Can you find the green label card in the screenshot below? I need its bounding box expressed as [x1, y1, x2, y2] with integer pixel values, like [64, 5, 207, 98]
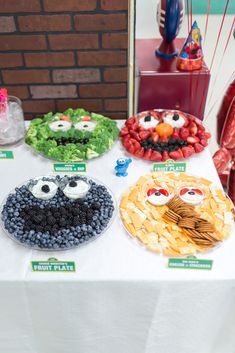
[0, 150, 14, 159]
[153, 159, 186, 172]
[31, 258, 76, 272]
[53, 163, 86, 173]
[168, 256, 213, 270]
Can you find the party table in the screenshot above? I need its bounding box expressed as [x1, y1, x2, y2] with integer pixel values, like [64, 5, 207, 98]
[0, 121, 235, 353]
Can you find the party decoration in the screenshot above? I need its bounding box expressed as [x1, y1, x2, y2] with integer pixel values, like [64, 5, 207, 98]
[213, 76, 235, 205]
[177, 21, 203, 71]
[155, 0, 184, 59]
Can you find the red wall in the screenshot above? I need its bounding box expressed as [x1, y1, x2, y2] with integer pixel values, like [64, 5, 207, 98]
[0, 0, 128, 119]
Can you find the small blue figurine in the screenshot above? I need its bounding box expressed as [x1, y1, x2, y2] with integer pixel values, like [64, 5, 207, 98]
[115, 158, 132, 177]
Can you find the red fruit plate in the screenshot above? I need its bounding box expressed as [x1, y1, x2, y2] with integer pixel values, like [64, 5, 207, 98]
[120, 109, 211, 161]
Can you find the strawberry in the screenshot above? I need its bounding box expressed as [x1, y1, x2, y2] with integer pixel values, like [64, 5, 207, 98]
[127, 144, 135, 154]
[162, 151, 170, 162]
[143, 148, 153, 160]
[151, 132, 159, 142]
[169, 149, 183, 160]
[139, 130, 150, 140]
[198, 124, 205, 132]
[183, 119, 190, 127]
[126, 116, 135, 127]
[135, 147, 145, 158]
[189, 122, 198, 135]
[120, 126, 129, 136]
[130, 139, 141, 150]
[130, 130, 140, 141]
[194, 143, 204, 153]
[131, 122, 139, 131]
[182, 146, 195, 158]
[179, 127, 190, 140]
[172, 128, 180, 139]
[150, 151, 162, 161]
[159, 136, 168, 143]
[187, 136, 200, 144]
[122, 135, 131, 147]
[200, 139, 208, 147]
[204, 132, 211, 139]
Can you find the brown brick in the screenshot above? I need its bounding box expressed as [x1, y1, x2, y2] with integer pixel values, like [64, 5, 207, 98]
[0, 16, 15, 33]
[101, 0, 128, 10]
[0, 35, 46, 51]
[0, 53, 23, 68]
[57, 99, 102, 112]
[49, 34, 98, 50]
[0, 0, 40, 13]
[53, 69, 100, 83]
[25, 52, 75, 68]
[22, 100, 55, 113]
[104, 67, 127, 82]
[18, 15, 71, 32]
[6, 86, 29, 99]
[104, 112, 127, 119]
[104, 99, 128, 111]
[2, 70, 50, 84]
[79, 83, 126, 98]
[78, 51, 126, 66]
[44, 0, 97, 12]
[102, 33, 128, 49]
[30, 85, 77, 99]
[74, 14, 126, 31]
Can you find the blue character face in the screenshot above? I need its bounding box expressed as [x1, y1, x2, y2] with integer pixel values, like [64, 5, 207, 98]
[117, 158, 126, 166]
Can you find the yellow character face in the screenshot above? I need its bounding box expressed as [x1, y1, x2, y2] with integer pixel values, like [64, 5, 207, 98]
[120, 173, 234, 256]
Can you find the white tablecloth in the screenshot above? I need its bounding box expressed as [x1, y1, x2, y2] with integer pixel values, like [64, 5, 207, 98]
[0, 121, 235, 353]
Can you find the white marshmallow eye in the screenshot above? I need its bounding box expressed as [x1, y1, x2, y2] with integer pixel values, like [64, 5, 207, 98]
[49, 120, 72, 132]
[179, 187, 204, 205]
[139, 115, 159, 129]
[74, 121, 96, 132]
[63, 179, 90, 200]
[146, 188, 171, 206]
[30, 179, 58, 200]
[163, 112, 186, 128]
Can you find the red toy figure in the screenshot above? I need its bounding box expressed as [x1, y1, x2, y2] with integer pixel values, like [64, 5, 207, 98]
[213, 75, 235, 205]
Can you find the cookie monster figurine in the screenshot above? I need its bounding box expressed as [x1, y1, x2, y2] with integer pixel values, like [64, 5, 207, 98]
[115, 158, 132, 177]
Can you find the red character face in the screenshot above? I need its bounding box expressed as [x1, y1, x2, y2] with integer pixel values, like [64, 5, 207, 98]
[147, 187, 172, 205]
[179, 187, 204, 205]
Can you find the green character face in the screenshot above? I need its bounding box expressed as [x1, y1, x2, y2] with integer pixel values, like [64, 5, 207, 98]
[25, 108, 119, 162]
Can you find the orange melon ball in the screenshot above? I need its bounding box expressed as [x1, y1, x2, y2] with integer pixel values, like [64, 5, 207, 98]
[156, 123, 174, 137]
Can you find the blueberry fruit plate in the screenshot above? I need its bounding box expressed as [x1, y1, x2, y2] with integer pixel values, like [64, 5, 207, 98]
[0, 175, 116, 251]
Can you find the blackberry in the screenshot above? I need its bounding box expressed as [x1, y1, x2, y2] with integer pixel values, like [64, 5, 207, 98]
[41, 185, 50, 193]
[144, 116, 151, 122]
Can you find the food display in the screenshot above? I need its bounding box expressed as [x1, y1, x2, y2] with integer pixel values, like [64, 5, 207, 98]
[1, 175, 115, 250]
[120, 172, 234, 256]
[25, 108, 119, 162]
[120, 110, 211, 161]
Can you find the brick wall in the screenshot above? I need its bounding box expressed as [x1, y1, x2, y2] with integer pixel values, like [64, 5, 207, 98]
[0, 0, 128, 119]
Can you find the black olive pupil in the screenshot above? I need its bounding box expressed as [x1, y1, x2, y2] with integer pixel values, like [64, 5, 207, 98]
[173, 114, 179, 121]
[41, 185, 50, 193]
[58, 124, 63, 127]
[155, 192, 161, 196]
[83, 125, 88, 128]
[69, 181, 77, 187]
[188, 191, 195, 195]
[144, 116, 151, 122]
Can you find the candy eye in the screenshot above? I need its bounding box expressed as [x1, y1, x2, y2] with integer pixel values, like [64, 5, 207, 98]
[62, 179, 90, 200]
[146, 188, 171, 205]
[29, 179, 58, 200]
[74, 121, 96, 132]
[49, 120, 72, 132]
[179, 187, 204, 205]
[162, 111, 186, 128]
[138, 115, 159, 129]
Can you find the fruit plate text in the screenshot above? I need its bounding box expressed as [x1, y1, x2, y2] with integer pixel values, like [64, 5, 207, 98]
[31, 258, 76, 272]
[153, 159, 186, 172]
